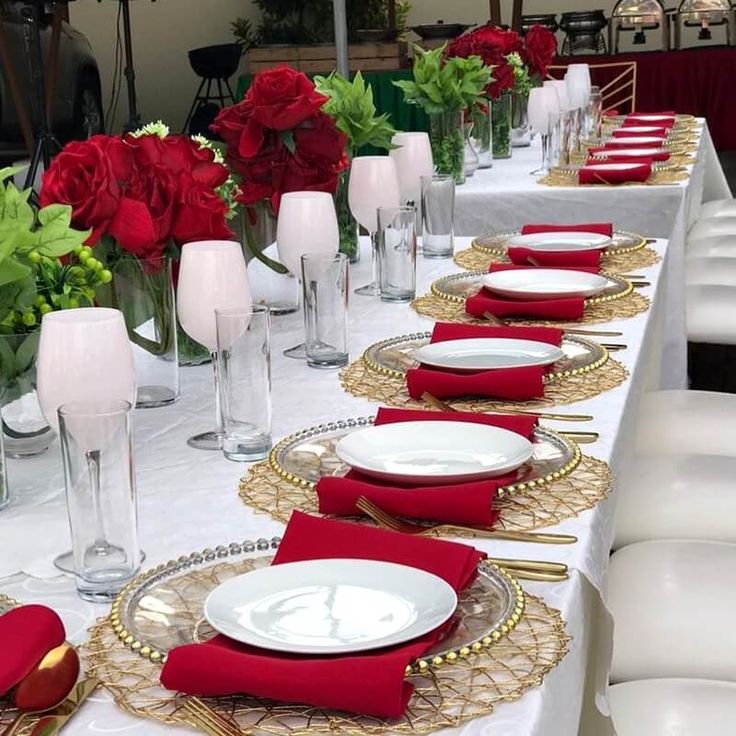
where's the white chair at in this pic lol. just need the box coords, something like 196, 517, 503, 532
687, 284, 736, 344
608, 540, 736, 683
614, 454, 736, 547
686, 257, 736, 286
609, 678, 736, 736
688, 216, 736, 242
686, 235, 736, 259
699, 199, 736, 220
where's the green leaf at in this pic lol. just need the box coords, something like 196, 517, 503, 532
280, 128, 297, 154
14, 330, 39, 374
37, 203, 72, 229
0, 257, 31, 288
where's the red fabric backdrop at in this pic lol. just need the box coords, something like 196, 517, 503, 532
553, 47, 736, 150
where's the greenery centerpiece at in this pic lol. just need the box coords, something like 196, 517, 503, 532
314, 71, 397, 261
394, 45, 491, 185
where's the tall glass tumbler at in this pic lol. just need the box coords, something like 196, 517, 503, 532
377, 206, 417, 303
58, 399, 140, 602
587, 86, 603, 139
216, 306, 272, 462
301, 253, 349, 369
0, 430, 8, 511
421, 175, 455, 259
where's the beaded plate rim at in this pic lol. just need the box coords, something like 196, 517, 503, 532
471, 228, 647, 256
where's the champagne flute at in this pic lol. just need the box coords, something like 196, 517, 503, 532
177, 240, 252, 450
276, 192, 339, 359
348, 156, 400, 296
36, 307, 137, 574
528, 87, 558, 175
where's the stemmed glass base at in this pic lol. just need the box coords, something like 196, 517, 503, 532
187, 431, 222, 451
354, 282, 380, 296
283, 343, 306, 360
53, 548, 146, 574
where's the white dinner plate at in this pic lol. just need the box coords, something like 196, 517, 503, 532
584, 162, 648, 173
204, 559, 458, 654
614, 125, 669, 135
481, 268, 609, 300
626, 115, 674, 123
505, 231, 611, 252
594, 147, 668, 158
335, 420, 533, 484
607, 136, 668, 146
412, 338, 564, 372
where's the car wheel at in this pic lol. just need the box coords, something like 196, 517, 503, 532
72, 72, 104, 140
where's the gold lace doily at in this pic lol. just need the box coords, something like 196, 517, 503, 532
84, 593, 569, 736
339, 353, 628, 411
411, 289, 650, 326
239, 452, 612, 532
454, 245, 661, 274
538, 167, 690, 187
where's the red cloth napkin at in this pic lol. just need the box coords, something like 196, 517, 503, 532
612, 127, 668, 138
624, 111, 675, 121
161, 512, 485, 718
0, 605, 66, 696
374, 406, 538, 436
588, 146, 670, 162
507, 247, 602, 268
587, 155, 658, 167
603, 138, 667, 150
406, 365, 544, 401
466, 289, 585, 320
578, 163, 652, 185
489, 262, 600, 275
520, 222, 613, 237
430, 322, 564, 347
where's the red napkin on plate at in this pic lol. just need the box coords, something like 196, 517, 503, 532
489, 262, 600, 275
374, 406, 538, 436
624, 112, 675, 122
160, 512, 485, 718
520, 222, 613, 237
603, 138, 666, 150
578, 162, 652, 185
588, 146, 670, 162
430, 322, 563, 347
0, 605, 66, 696
587, 155, 657, 167
466, 289, 585, 320
507, 246, 602, 268
612, 127, 668, 138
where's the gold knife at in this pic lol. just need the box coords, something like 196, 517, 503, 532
28, 678, 99, 736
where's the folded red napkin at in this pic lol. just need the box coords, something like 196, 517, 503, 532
625, 111, 675, 121
161, 512, 485, 718
0, 605, 66, 696
588, 146, 670, 162
578, 162, 652, 185
587, 155, 658, 167
374, 406, 538, 436
430, 322, 564, 347
520, 222, 613, 237
466, 289, 585, 320
507, 246, 602, 269
612, 127, 668, 138
489, 262, 600, 275
603, 138, 666, 150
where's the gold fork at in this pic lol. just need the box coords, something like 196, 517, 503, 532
421, 391, 593, 423
481, 311, 623, 337
355, 497, 576, 544
357, 499, 568, 581
182, 697, 241, 736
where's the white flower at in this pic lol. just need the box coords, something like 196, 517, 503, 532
129, 120, 170, 138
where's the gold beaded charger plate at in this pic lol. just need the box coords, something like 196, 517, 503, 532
347, 331, 626, 410
538, 165, 690, 187
87, 546, 569, 736
413, 271, 649, 326
239, 417, 612, 531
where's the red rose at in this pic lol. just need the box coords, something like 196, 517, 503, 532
294, 112, 348, 167
232, 133, 288, 208
211, 99, 266, 159
39, 135, 133, 244
488, 51, 516, 99
523, 25, 557, 78
447, 25, 522, 66
245, 65, 328, 131
171, 182, 232, 245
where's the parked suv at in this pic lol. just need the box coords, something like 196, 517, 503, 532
0, 1, 104, 142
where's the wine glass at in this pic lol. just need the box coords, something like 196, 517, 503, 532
348, 156, 400, 296
276, 192, 339, 359
543, 81, 565, 166
177, 240, 252, 450
566, 64, 591, 142
545, 79, 570, 112
36, 307, 137, 574
528, 87, 558, 175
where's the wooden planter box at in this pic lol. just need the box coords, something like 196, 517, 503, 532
246, 42, 408, 74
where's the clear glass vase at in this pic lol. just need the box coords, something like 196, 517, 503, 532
335, 168, 360, 264
428, 110, 466, 185
464, 121, 480, 178
470, 99, 493, 169
0, 330, 53, 458
492, 92, 513, 159
108, 255, 180, 409
511, 91, 531, 147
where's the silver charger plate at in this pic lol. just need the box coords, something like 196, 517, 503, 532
430, 270, 632, 305
268, 416, 581, 498
111, 541, 525, 673
362, 331, 609, 382
472, 228, 646, 255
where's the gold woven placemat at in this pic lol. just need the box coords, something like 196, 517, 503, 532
538, 167, 689, 187
453, 245, 662, 274
83, 595, 569, 736
411, 290, 650, 326
340, 353, 628, 410
239, 452, 612, 532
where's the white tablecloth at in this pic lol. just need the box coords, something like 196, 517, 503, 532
0, 222, 678, 735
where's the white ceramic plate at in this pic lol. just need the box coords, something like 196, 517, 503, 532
614, 125, 669, 135
506, 231, 611, 252
627, 115, 674, 123
204, 559, 458, 654
607, 136, 668, 146
335, 420, 533, 484
412, 338, 564, 372
584, 162, 648, 173
595, 147, 668, 158
481, 268, 609, 300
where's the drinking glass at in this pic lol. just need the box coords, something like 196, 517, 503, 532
560, 108, 577, 165
348, 156, 400, 296
0, 430, 8, 511
565, 65, 591, 144
36, 307, 138, 573
177, 240, 252, 451
276, 191, 339, 360
58, 399, 140, 602
216, 306, 272, 462
301, 253, 349, 369
377, 206, 417, 303
544, 79, 570, 112
587, 86, 603, 139
528, 87, 559, 175
421, 175, 455, 259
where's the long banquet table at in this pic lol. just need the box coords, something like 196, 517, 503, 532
0, 124, 729, 735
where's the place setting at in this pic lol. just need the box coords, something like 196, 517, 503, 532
454, 221, 661, 274
83, 512, 570, 736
